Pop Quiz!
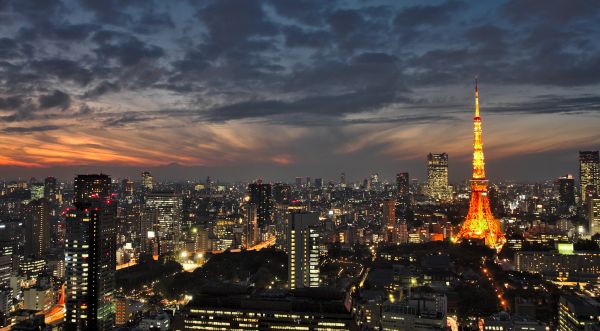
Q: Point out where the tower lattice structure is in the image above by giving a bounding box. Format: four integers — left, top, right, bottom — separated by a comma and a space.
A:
455, 83, 506, 250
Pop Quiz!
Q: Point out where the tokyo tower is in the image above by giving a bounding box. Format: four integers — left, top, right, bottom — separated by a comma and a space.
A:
455, 82, 506, 251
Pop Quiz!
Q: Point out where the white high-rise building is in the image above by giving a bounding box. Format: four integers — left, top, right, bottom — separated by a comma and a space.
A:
144, 192, 182, 256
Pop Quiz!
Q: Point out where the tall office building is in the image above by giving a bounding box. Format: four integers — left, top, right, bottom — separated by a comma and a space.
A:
287, 212, 320, 289
579, 151, 599, 204
396, 172, 410, 221
558, 294, 600, 331
44, 176, 57, 201
314, 178, 323, 189
427, 153, 450, 200
24, 199, 51, 258
65, 174, 116, 331
558, 174, 576, 214
74, 174, 111, 202
589, 197, 600, 236
248, 181, 272, 228
396, 172, 409, 197
245, 203, 259, 248
295, 177, 303, 189
141, 171, 153, 191
340, 172, 346, 187
273, 183, 291, 205
143, 192, 182, 256
29, 183, 44, 201
382, 199, 396, 243
121, 179, 134, 198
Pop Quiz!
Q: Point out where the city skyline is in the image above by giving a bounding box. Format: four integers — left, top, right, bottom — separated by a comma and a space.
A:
0, 0, 599, 181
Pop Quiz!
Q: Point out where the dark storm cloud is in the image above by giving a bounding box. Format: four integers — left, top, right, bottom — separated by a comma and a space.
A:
489, 95, 600, 115
83, 80, 120, 99
30, 59, 93, 86
93, 33, 164, 66
38, 90, 70, 109
0, 95, 24, 110
203, 89, 399, 123
502, 0, 600, 23
394, 0, 465, 28
0, 0, 599, 179
1, 124, 60, 133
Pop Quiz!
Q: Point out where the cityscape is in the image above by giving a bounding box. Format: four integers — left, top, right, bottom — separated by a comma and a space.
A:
1, 1, 600, 331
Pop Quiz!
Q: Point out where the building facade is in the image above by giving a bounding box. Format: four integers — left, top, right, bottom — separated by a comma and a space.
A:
287, 212, 320, 289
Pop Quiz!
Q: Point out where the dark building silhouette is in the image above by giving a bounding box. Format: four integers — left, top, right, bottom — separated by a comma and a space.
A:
248, 181, 272, 228
43, 177, 57, 201
558, 174, 575, 214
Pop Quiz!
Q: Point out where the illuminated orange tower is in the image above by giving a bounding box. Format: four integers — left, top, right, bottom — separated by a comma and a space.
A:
455, 82, 506, 250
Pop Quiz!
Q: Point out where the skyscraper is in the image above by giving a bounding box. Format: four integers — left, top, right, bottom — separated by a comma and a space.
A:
144, 191, 183, 256
558, 174, 575, 214
287, 212, 320, 289
295, 177, 303, 190
24, 199, 50, 258
589, 197, 600, 236
382, 199, 396, 242
579, 151, 599, 204
245, 203, 259, 248
314, 178, 323, 189
455, 83, 505, 250
73, 174, 111, 202
248, 181, 272, 228
273, 183, 291, 205
65, 174, 116, 331
141, 171, 153, 191
427, 153, 450, 200
396, 172, 409, 197
44, 176, 57, 201
395, 172, 410, 221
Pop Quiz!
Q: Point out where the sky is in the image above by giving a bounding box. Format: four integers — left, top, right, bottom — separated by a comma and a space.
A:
0, 0, 599, 183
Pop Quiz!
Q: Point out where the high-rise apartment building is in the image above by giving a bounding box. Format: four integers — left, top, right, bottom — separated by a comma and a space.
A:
287, 212, 320, 289
248, 182, 272, 228
65, 174, 116, 331
427, 153, 450, 200
579, 151, 599, 204
24, 199, 51, 257
143, 191, 182, 256
141, 171, 153, 191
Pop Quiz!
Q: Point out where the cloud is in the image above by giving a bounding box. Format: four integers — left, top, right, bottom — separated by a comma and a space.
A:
0, 0, 598, 180
0, 95, 24, 110
203, 89, 399, 123
1, 125, 61, 133
38, 90, 70, 109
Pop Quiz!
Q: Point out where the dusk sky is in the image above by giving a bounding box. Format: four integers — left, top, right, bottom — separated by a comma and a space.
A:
0, 0, 599, 182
